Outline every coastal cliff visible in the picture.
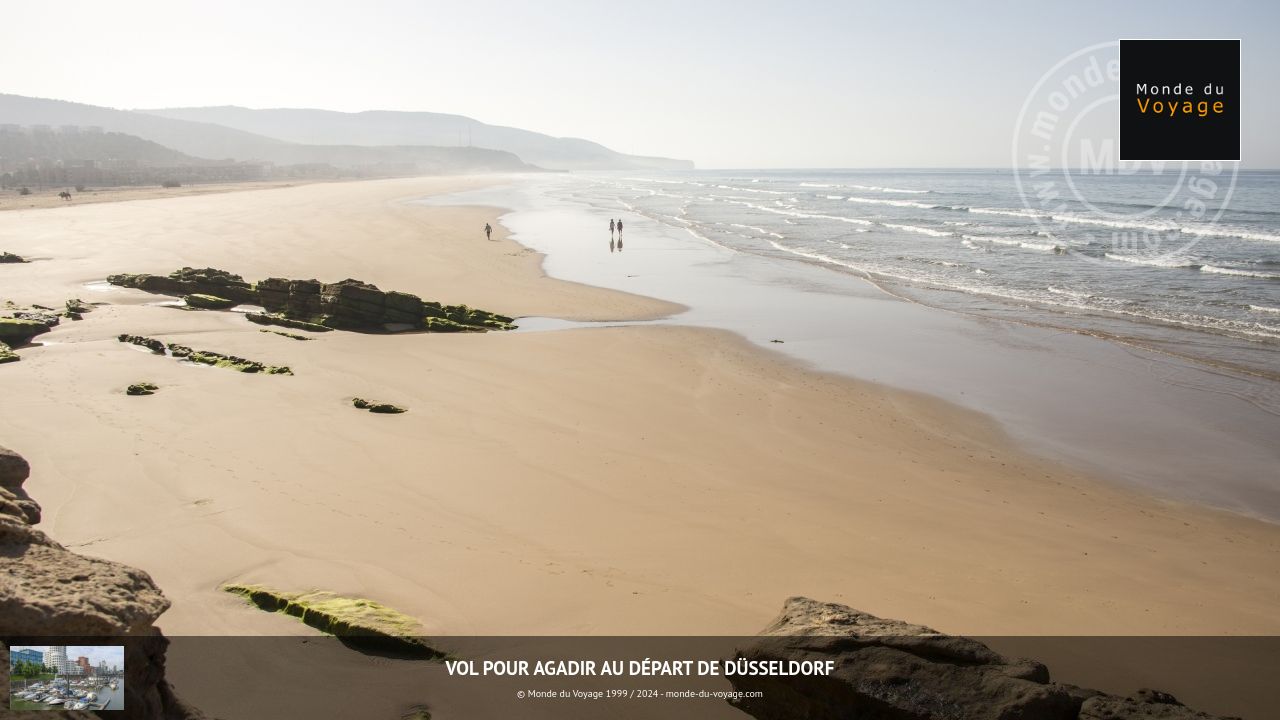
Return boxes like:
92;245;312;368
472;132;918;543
0;445;208;720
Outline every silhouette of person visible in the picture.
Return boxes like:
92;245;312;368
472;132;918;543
609;218;615;238
484;223;492;240
616;218;624;237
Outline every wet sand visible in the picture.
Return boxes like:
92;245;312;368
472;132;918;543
0;174;1277;649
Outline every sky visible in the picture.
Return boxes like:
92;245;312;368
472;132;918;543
1;0;1277;168
11;646;124;669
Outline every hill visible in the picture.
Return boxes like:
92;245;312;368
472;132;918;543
0;94;536;174
137;105;693;171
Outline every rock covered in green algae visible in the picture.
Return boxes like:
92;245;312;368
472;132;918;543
108;266;259;304
221;583;440;658
0;317;51;346
0;341;18;364
182;293;238;310
126;382;159;396
244;312;333;333
166;343;292;375
353;397;408;414
62;297;93;320
0;251;26;263
118;333;167;354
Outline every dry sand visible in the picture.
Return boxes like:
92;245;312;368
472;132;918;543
0;180;311;213
0;174;1278;646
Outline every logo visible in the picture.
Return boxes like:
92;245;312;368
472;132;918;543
1012;41;1239;263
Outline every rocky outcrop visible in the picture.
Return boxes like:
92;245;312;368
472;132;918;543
107;266;515;333
0;444;208;719
728;597;1239;720
107;267;258;305
119;333;167;354
256;276;514;332
0;340;16;364
0;250;27;263
353;397;408;414
0;317;51;346
167;343;292;375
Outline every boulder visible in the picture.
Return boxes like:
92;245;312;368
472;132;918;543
0;340;17;364
729;598;1236;720
0;250;27;263
0;444;31;489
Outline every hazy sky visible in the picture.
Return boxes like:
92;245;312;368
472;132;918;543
2;0;1276;167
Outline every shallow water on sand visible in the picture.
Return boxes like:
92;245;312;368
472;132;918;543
419;175;1280;522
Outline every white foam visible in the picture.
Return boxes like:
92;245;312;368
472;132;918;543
883;223;952;237
846;196;938;209
1104;253;1199;268
1201;265;1280;279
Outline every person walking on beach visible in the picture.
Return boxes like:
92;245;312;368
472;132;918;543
616;218;624;238
484;222;493;240
609;218;615;238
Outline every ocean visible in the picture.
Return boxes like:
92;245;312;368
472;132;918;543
557;169;1280;383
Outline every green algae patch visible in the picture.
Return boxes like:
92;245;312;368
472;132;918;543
0;341;17;364
259;329;313;341
222;583;440;658
353;397;408;414
183;293;238;310
126;382;159;396
245;312;333;333
167;343;293;375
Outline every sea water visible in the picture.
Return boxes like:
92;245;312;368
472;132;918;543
561;169;1280;381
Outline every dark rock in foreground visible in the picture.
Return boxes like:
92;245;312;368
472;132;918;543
728;597;1239;720
0;250;27;263
0;444;208;719
0;340;17;364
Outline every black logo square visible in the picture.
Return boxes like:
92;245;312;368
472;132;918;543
1120;39;1240;161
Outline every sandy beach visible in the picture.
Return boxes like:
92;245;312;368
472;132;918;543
2;175;1279;648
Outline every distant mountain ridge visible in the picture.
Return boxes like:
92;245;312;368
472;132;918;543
137;105;692;171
